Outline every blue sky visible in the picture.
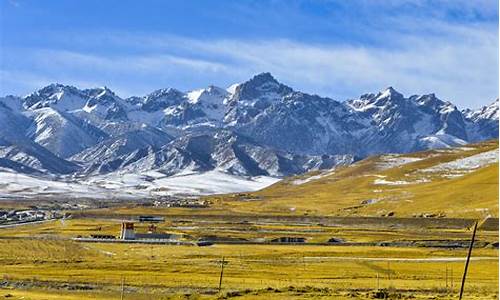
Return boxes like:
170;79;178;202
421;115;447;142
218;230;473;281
1;0;498;108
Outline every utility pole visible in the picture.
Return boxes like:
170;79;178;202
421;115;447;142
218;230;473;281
451;268;453;292
218;256;226;293
459;221;478;300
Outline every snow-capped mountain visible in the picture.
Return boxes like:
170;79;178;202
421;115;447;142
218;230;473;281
0;72;497;197
120;129;354;177
463;99;499;142
25;107;108;158
346;88;471;154
0;101;79;174
71;125;173;175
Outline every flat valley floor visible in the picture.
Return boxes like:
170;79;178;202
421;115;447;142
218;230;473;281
0;210;497;300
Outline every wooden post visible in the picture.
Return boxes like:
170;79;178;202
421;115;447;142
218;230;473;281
218;256;225;293
120;276;125;300
376;272;380;290
445;265;448;291
459;221;478;300
387;261;391;288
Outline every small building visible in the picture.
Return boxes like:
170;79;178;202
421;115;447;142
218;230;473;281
120;222;135;240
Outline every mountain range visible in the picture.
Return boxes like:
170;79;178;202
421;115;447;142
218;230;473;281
0;72;497;197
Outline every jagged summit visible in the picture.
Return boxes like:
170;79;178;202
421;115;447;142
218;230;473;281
229;72;293;103
0;73;497;183
249;72;278;83
379;86;401;97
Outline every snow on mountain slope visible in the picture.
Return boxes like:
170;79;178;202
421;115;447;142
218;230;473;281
0;102;78;174
121;129;354;177
224;140;498;217
150;170;280;196
346;88;469;155
0;169;149;200
418;133;467;149
224;72;293;126
235;91;359;155
125;85;230;133
71;126;173;175
375;155;423;170
0;73;497;199
23;84;87;111
186;86;227;122
464;99;499;121
463;99;499;142
85;169;280;197
421;149;498;177
24;107;108;158
24;84;130;121
0;167;280;200
0;157;43;175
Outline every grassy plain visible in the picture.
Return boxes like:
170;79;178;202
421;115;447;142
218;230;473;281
0;238;497;299
0;217;497;299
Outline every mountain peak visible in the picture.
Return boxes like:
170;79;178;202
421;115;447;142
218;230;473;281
465;98;499;121
230;72;292;104
186;85;227;105
377;86;403;99
140;88;185;112
251;72;277;82
22;83;83;109
240;72;283;90
32;83;78;96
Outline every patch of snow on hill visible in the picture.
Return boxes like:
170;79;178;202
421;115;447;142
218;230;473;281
0;168;280;200
83;169;280;197
291;170;335;185
376;155;423;170
422;149;498;177
151;170;280;196
419;134;467;149
374;178;430;185
0;171;121;199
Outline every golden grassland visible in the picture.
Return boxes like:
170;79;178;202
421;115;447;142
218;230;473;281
205;140;499;218
0;218;497;244
0;217;497;299
0;237;497;299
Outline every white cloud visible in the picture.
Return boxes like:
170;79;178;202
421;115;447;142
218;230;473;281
2;19;497;108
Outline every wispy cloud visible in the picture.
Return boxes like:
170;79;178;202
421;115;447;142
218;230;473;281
1;5;497;108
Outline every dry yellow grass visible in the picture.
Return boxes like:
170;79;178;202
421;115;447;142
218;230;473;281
204;140;499;218
0;141;497;299
0;216;497;299
0;238;497;299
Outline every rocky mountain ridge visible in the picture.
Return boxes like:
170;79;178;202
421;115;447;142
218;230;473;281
0;73;497;181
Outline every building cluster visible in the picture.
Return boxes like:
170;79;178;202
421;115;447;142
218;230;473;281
119;222;181;240
86;220;181;242
152;199;209;208
0;209;59;224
